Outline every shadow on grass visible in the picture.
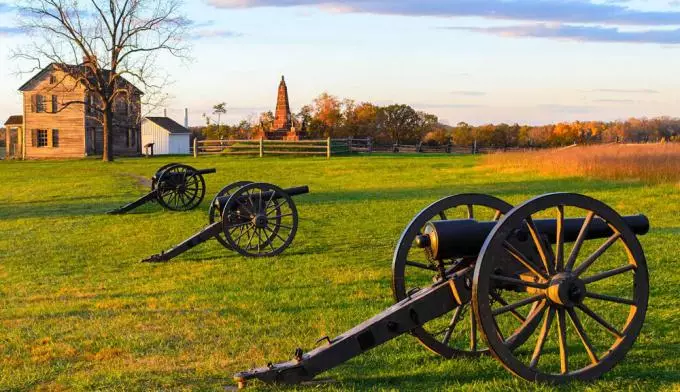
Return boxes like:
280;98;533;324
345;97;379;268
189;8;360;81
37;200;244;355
0;177;645;220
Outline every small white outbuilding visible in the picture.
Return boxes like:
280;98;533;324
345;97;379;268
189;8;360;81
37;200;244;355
141;117;191;155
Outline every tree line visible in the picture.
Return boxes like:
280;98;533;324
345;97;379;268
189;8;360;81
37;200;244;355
193;93;680;147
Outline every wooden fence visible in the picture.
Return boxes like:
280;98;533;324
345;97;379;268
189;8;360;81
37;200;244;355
193;137;529;158
193;138;370;158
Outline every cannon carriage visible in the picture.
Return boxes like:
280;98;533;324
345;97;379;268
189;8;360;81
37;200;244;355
142;182;310;262
235;192;649;387
108;163;217;214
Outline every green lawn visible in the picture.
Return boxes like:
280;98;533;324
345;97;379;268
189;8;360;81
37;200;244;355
1;154;679;391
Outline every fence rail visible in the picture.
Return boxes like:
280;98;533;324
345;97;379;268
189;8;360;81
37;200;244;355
193;137;531;158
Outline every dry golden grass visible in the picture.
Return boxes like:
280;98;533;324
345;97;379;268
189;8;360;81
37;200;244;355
483;143;680;184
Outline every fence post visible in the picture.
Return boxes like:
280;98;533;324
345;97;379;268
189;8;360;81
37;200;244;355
367;137;373;153
348;136;353;154
259;137;264;158
193;138;198;158
417;142;423;153
327;137;331;159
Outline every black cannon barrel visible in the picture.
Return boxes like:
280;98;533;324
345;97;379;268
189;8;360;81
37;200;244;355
215;185;310;212
195;168;217;175
417;214;649;260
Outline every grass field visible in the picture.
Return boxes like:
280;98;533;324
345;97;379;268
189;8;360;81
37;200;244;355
1;154;679;391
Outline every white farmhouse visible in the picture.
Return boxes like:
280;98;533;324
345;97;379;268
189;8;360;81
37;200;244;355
141;117;191;155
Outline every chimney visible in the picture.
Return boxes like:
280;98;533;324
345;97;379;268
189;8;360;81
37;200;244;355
184;108;188;129
164;108;167;117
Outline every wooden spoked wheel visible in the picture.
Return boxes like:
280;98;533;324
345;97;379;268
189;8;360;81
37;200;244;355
209;181;253;248
221;183;298;258
151;163;180;191
156;164;207;211
473;193;648;382
392;194;540;358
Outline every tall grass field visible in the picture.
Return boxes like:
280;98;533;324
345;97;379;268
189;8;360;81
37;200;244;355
1;150;679;391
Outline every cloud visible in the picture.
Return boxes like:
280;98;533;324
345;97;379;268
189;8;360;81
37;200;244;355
207;0;680;26
451;90;486;96
189;29;243;40
589;88;659;94
593;99;636;103
445;23;680;44
0;26;23;36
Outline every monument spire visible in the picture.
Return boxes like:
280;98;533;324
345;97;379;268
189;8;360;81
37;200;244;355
273;75;291;131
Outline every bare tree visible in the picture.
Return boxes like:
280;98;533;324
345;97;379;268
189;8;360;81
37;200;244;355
14;0;188;161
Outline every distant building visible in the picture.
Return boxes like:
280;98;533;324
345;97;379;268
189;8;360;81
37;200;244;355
3;115;23;159
13;61;142;159
256;76;307;140
142;117;191;155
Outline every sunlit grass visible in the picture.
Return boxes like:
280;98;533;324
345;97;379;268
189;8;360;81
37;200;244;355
483;143;680;185
0;154;678;391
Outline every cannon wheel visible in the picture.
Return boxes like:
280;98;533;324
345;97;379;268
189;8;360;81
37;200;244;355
151;163;180;191
156;164;207;211
392;194;540;358
473;193;648;382
221;182;298;258
209;181;254;248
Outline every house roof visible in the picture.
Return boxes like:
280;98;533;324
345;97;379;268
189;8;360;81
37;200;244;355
144;117;190;134
4;115;23;126
18;63;142;94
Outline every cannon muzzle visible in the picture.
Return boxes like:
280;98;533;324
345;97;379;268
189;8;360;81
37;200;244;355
416;214;649;260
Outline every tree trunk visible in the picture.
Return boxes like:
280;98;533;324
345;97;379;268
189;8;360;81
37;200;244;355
102;105;114;162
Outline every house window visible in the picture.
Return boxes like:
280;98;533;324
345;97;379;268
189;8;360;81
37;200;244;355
36;95;45;113
52;95;58;113
50;74;57;84
37;130;48;147
52;129;59;147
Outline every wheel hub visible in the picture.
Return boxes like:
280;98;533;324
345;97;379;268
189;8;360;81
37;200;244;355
253;214;268;229
547;273;586;307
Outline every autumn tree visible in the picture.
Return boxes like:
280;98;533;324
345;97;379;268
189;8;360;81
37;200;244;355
380;104;422;144
213;102;227;135
15;0;188;161
309;92;342;138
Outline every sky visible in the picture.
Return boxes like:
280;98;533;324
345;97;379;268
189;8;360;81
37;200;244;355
1;0;680;126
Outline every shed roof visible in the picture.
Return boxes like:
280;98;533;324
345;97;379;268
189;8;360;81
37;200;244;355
144;117;190;134
4;115;23;126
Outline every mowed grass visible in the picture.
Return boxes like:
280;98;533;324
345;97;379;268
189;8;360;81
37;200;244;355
1;154;679;391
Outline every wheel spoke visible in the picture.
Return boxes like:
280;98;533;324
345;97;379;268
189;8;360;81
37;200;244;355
567;307;599;365
490;292;527;323
490;273;549;290
525;216;555;276
466;204;474;220
530;305;554;368
438;211;448;220
576;303;623;339
493;210;502;221
492;294;544;317
503;241;549;281
581;264;635;285
442;306;464;345
470;306;478;351
557;308;568;374
555;205;565;272
585;291;636;305
574;233;622;276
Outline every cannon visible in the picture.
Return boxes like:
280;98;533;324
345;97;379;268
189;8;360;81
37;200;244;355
108;163;216;214
142;182;310;262
234;193;649;386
